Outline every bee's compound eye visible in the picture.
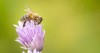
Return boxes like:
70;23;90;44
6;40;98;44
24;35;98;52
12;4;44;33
38;17;43;24
40;17;43;21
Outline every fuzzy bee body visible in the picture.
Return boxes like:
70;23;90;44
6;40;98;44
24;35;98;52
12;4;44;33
20;9;43;27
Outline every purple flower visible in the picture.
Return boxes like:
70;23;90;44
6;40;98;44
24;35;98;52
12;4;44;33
14;20;45;52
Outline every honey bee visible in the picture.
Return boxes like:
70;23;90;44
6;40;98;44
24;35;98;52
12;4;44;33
20;8;43;27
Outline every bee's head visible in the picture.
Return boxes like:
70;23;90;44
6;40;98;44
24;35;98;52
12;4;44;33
38;17;43;24
34;17;43;25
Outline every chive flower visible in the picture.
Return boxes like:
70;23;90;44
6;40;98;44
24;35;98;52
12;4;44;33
14;20;45;53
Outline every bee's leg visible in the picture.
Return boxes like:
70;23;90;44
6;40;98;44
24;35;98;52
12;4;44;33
34;21;38;25
23;21;26;27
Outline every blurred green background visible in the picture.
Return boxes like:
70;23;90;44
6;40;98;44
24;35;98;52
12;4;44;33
0;0;100;53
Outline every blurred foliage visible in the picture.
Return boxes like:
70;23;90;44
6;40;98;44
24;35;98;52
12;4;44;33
0;0;100;53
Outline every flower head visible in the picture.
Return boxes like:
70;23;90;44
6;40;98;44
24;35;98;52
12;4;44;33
14;20;45;52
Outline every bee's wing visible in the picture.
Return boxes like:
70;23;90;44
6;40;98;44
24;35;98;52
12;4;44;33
25;8;34;14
